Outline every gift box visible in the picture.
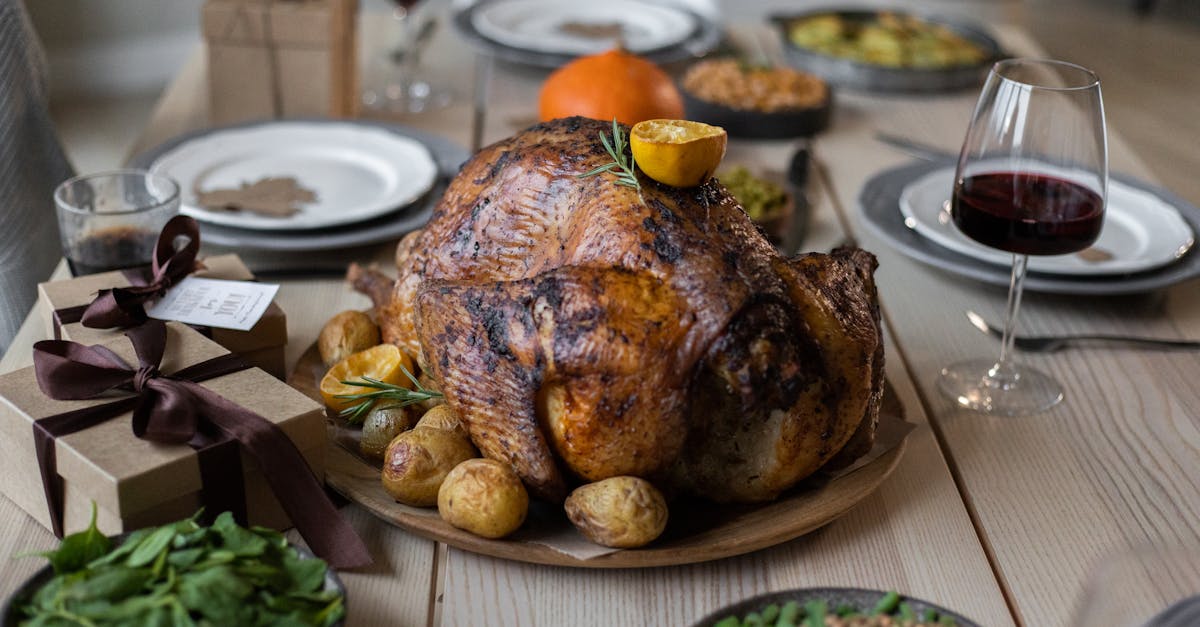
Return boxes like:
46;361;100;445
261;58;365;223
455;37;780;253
202;0;358;125
0;322;326;537
38;254;288;379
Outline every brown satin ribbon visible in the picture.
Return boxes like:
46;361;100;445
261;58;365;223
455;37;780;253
32;321;371;570
80;215;203;330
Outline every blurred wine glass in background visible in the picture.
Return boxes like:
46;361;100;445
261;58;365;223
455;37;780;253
363;0;454;114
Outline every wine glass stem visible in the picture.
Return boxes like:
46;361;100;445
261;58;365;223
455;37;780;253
399;9;420;90
991;254;1030;385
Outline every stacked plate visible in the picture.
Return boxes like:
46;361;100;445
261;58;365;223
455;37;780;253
453;0;721;68
859;160;1200;295
129;120;470;251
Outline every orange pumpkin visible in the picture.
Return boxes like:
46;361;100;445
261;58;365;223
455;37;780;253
538;49;685;126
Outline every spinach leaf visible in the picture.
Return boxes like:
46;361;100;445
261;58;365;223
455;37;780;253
39;503;111;575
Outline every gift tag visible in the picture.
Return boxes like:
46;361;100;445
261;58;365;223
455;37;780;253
146;277;280;332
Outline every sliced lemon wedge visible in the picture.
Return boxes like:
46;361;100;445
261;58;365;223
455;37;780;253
320;343;415;415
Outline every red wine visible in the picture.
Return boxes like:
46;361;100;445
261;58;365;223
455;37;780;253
66;226;157;276
952;171;1104;256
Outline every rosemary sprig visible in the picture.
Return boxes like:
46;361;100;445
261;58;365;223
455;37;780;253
335;366;442;424
577;118;641;191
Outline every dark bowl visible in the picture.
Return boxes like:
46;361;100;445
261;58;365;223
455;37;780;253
681;86;833;139
2;539;346;626
770;9;1004;94
691;587;981;627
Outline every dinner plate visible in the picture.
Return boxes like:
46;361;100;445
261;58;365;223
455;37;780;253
899;166;1195;276
690;588;981;627
859;160;1200;295
148;121;439;231
471;0;697;56
453;2;721;69
129;121;470;251
771;10;1002;93
288;343;907;569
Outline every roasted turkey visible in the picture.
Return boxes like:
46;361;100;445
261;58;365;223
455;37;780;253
351;117;884;504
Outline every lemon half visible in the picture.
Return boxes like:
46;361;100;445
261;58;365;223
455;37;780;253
630;119;728;188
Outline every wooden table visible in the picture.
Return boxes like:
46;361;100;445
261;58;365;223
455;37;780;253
3;5;1198;626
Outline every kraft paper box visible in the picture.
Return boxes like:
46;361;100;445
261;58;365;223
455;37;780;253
0;322;326;537
203;0;358;125
38;254;287;379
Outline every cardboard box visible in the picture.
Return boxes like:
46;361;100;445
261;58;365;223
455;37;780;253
203;0;358;124
0;322;325;537
38;254;288;379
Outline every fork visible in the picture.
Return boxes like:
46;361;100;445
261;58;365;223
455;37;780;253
966;311;1200;352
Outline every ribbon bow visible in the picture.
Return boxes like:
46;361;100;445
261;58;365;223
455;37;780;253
80;215;203;329
32;320;371;569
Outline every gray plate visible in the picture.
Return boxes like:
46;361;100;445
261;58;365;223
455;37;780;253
771;10;1003;94
452;2;721;69
859;159;1200;295
690;587;980;627
128;119;470;252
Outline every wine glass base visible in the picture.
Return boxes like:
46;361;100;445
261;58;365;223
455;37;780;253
937;359;1063;416
362;82;454;115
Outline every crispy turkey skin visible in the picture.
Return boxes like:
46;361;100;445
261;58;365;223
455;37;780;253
351;117;884;503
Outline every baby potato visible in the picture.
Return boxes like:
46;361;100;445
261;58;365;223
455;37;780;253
416;404;467;438
564;476;668;548
438;459;529;539
318;311;381;366
416;371;445;411
359;405;416;460
381;426;478;507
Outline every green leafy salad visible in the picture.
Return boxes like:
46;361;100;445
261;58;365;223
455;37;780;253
12;507;344;626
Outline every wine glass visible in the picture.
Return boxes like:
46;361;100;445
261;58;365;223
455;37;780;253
363;0;453;113
937;59;1108;416
1072;546;1200;626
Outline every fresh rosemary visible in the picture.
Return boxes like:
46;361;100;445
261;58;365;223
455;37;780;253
577;118;641;191
335;365;442;424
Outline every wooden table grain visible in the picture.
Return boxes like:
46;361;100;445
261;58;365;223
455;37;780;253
3;5;1198;627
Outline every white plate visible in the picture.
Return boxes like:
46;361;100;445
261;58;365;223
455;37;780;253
899;166;1195;276
149;121;439;231
471;0;697;56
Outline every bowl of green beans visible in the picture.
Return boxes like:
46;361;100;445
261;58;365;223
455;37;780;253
693;587;979;627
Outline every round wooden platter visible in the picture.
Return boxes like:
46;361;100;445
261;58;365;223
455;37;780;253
291;343;908;568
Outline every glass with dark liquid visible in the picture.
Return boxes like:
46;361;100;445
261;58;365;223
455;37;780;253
54;170;181;276
937;59;1108;416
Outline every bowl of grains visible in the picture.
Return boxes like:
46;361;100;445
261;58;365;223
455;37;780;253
679;59;832;138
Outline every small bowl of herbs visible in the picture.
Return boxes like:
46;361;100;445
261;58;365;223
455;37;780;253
2;507;346;627
693;587;979;627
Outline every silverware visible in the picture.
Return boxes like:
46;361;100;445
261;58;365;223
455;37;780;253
966;310;1200;352
874;132;956;162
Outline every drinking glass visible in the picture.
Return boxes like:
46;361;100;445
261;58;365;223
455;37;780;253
1071;546;1200;626
54;170;181;276
937;59;1108;415
362;0;453;113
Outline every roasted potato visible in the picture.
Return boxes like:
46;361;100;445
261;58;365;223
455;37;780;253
438;459;529;538
564;476;668;548
318;310;381;366
381;426;478;506
359;405;417;460
416;371;445;411
416;404;467;438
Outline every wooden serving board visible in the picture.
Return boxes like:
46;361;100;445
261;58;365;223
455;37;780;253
290;343;907;568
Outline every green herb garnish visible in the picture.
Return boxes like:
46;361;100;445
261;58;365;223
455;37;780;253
18;510;344;626
335;364;442;424
577;118;642;191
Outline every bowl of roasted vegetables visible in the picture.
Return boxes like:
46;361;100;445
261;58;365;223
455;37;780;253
771;10;1003;93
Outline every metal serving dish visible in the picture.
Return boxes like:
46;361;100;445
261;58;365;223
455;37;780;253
770;10;1004;94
